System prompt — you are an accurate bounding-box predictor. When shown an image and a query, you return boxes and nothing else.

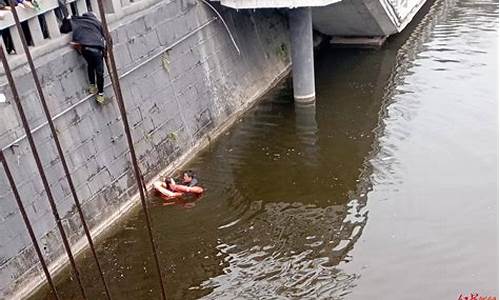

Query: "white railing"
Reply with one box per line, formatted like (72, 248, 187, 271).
(1, 0, 96, 55)
(0, 0, 157, 60)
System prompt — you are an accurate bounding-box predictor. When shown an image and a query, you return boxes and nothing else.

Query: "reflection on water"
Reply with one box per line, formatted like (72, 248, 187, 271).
(199, 202, 361, 299)
(294, 103, 319, 167)
(31, 0, 497, 298)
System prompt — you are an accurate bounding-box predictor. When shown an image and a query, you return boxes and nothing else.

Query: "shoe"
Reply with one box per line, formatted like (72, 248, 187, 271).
(88, 84, 97, 95)
(96, 93, 105, 104)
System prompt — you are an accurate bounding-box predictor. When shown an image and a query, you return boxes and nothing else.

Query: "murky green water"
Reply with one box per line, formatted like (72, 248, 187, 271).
(32, 0, 498, 298)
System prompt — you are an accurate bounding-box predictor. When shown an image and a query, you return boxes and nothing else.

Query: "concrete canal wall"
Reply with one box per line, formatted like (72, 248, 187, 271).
(0, 1, 290, 298)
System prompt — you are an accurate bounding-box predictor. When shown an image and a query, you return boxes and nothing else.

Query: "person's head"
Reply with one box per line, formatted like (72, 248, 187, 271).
(183, 170, 195, 183)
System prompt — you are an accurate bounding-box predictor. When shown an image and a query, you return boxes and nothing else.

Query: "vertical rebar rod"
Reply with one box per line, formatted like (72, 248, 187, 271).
(0, 41, 87, 300)
(96, 5, 167, 299)
(6, 1, 113, 298)
(0, 150, 61, 300)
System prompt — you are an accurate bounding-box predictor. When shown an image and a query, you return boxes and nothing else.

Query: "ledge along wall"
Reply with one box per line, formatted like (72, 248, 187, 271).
(0, 1, 291, 298)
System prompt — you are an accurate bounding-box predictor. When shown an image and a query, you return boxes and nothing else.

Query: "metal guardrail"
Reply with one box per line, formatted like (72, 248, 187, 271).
(0, 0, 242, 297)
(0, 0, 167, 298)
(0, 0, 151, 56)
(95, 0, 167, 297)
(0, 146, 61, 300)
(1, 0, 85, 55)
(4, 0, 114, 298)
(1, 39, 88, 299)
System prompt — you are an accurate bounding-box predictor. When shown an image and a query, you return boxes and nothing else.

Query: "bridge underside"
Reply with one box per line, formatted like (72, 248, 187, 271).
(214, 0, 427, 38)
(212, 0, 427, 102)
(213, 0, 342, 9)
(312, 0, 427, 38)
(312, 0, 397, 37)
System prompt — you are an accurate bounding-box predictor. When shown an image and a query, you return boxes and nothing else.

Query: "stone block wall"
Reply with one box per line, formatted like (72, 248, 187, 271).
(0, 1, 290, 298)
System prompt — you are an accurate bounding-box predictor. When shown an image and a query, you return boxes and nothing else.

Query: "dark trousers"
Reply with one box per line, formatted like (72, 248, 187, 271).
(82, 47, 104, 93)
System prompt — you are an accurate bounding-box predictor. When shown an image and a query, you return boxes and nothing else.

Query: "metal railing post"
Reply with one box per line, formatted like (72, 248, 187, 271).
(95, 3, 167, 299)
(0, 150, 61, 300)
(6, 0, 113, 298)
(0, 38, 87, 299)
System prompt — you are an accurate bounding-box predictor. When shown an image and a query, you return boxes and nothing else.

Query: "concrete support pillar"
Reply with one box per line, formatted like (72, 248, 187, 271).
(9, 26, 25, 55)
(109, 0, 124, 13)
(45, 10, 62, 39)
(65, 3, 74, 16)
(121, 0, 131, 7)
(92, 0, 122, 14)
(90, 0, 99, 13)
(289, 7, 315, 104)
(28, 17, 45, 46)
(76, 0, 88, 15)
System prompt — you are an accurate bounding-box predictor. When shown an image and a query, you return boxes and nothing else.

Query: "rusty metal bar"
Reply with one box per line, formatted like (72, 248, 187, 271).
(0, 31, 87, 300)
(0, 150, 61, 300)
(6, 1, 111, 300)
(6, 1, 113, 298)
(198, 0, 241, 55)
(97, 4, 167, 299)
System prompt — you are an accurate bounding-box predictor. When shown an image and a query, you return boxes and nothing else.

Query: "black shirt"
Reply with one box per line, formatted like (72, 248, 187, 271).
(184, 178, 198, 187)
(60, 14, 105, 49)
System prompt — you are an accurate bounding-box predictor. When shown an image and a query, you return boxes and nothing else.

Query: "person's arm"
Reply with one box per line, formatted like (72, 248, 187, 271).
(153, 182, 182, 197)
(171, 183, 203, 194)
(187, 186, 204, 194)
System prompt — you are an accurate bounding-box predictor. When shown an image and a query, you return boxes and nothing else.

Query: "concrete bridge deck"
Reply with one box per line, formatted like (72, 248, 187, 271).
(212, 0, 428, 102)
(212, 0, 341, 8)
(212, 0, 428, 37)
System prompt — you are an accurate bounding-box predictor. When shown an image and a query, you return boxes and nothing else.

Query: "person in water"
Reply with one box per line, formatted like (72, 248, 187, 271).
(153, 170, 203, 198)
(173, 170, 204, 194)
(153, 177, 183, 198)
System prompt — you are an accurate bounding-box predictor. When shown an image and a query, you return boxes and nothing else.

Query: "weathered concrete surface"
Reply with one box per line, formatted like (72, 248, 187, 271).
(214, 0, 342, 9)
(215, 0, 428, 37)
(312, 0, 428, 37)
(0, 1, 290, 298)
